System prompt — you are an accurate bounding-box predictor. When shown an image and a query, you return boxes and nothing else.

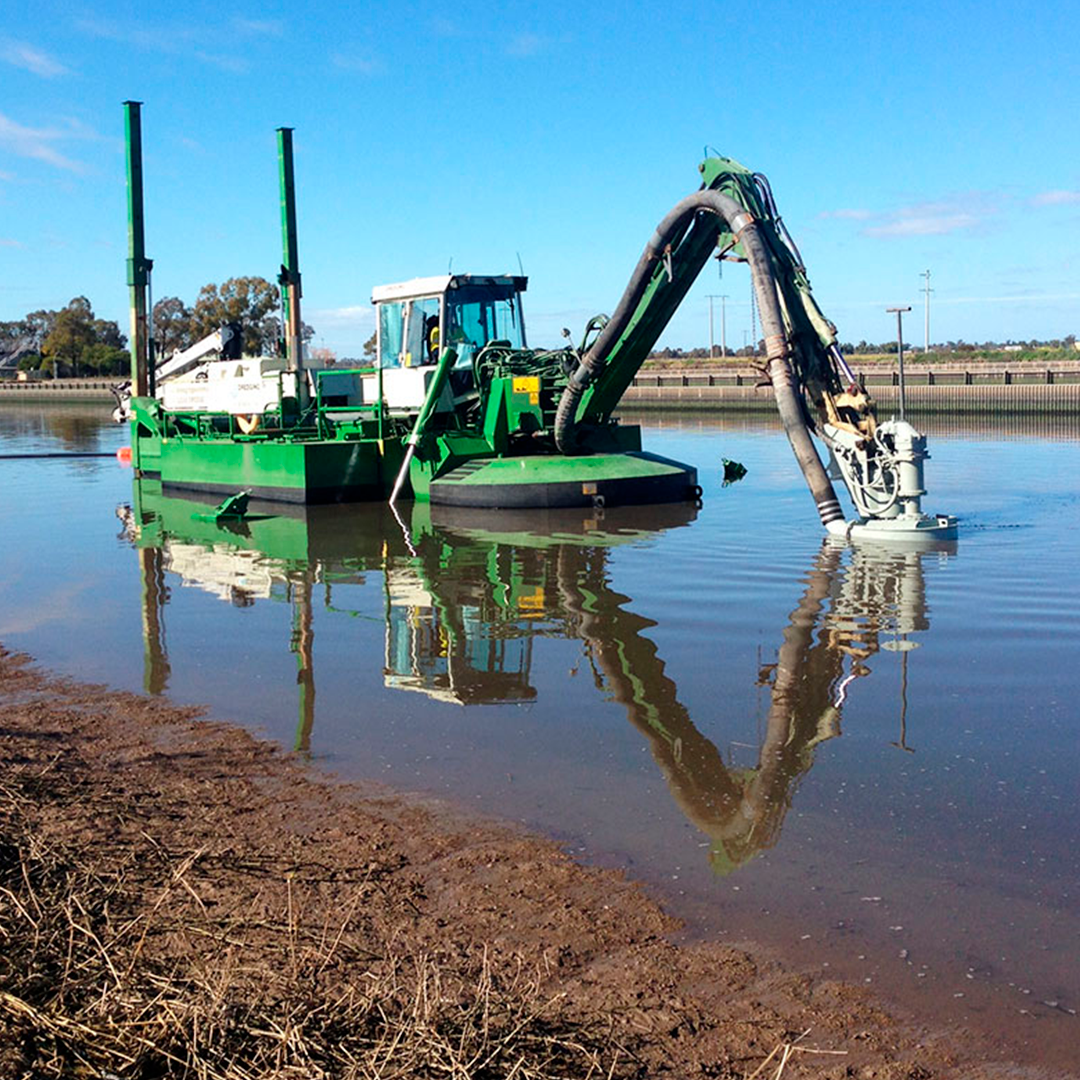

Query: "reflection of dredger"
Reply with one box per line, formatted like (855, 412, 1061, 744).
(382, 564, 536, 706)
(379, 503, 700, 705)
(383, 515, 949, 874)
(122, 484, 949, 871)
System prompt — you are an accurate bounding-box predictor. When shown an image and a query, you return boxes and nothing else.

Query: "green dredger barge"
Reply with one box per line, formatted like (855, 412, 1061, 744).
(121, 103, 955, 540)
(123, 103, 694, 509)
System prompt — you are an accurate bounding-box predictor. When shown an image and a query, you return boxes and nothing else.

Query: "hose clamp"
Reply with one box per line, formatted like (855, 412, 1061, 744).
(729, 211, 754, 238)
(764, 333, 788, 362)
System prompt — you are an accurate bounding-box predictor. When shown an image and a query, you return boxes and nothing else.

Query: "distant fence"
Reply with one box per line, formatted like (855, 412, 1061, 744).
(625, 363, 1080, 414)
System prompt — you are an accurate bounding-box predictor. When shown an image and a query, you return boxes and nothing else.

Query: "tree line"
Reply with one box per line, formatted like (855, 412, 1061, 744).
(152, 276, 314, 358)
(1, 297, 128, 377)
(647, 334, 1078, 362)
(2, 276, 316, 377)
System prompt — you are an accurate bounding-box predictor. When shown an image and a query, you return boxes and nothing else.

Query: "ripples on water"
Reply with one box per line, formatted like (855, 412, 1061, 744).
(2, 403, 1079, 1068)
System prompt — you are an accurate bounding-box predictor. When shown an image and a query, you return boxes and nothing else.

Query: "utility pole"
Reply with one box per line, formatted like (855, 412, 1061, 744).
(920, 269, 932, 353)
(706, 294, 729, 359)
(886, 306, 912, 420)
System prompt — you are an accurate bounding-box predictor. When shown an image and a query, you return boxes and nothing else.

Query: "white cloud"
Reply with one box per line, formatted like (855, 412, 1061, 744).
(822, 193, 1004, 239)
(430, 17, 462, 37)
(933, 291, 1080, 306)
(1031, 189, 1080, 207)
(193, 51, 249, 73)
(232, 18, 284, 36)
(75, 17, 250, 73)
(331, 51, 382, 75)
(506, 33, 549, 57)
(0, 238, 23, 247)
(818, 208, 873, 220)
(831, 195, 1001, 239)
(0, 38, 70, 77)
(176, 135, 208, 155)
(0, 111, 85, 172)
(310, 304, 375, 328)
(864, 211, 982, 238)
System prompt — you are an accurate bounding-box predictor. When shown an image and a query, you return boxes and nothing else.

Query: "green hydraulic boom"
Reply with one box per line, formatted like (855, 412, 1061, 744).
(574, 157, 851, 429)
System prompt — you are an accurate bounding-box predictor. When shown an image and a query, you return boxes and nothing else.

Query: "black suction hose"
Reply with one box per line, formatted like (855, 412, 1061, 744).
(554, 190, 844, 527)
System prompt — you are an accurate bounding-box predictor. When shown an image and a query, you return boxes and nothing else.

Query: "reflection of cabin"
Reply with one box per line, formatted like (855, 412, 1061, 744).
(0, 337, 39, 377)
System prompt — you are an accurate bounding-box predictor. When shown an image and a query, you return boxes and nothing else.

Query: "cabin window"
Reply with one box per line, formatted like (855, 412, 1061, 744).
(404, 297, 441, 367)
(378, 302, 405, 368)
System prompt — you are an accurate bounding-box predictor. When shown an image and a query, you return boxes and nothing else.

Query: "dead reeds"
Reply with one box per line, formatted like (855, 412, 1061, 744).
(0, 758, 638, 1079)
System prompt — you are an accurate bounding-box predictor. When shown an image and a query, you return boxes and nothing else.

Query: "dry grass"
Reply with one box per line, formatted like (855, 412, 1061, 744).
(0, 758, 639, 1079)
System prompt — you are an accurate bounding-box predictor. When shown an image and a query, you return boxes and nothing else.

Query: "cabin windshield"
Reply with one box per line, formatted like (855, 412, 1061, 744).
(378, 302, 404, 368)
(447, 284, 524, 367)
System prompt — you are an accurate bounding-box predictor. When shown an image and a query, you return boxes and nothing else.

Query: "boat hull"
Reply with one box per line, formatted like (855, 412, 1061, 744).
(132, 416, 404, 505)
(427, 451, 699, 509)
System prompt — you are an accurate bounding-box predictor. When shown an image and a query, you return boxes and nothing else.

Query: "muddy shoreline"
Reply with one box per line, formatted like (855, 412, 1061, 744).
(0, 645, 1063, 1078)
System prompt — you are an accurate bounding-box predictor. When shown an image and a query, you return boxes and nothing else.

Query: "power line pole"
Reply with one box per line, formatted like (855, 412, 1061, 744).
(921, 269, 932, 353)
(706, 294, 729, 359)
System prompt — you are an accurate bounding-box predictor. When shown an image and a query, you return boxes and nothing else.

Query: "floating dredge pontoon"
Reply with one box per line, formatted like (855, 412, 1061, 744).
(120, 102, 956, 541)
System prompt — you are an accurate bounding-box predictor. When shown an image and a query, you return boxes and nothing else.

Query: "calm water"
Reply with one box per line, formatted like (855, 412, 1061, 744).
(2, 402, 1078, 1069)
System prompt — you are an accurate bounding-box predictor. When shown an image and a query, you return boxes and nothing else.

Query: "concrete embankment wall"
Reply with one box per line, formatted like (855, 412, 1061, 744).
(3, 364, 1079, 414)
(623, 363, 1080, 414)
(0, 379, 116, 403)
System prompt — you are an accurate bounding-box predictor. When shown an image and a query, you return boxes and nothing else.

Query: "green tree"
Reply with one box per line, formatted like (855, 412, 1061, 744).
(362, 331, 376, 360)
(39, 298, 126, 377)
(83, 342, 130, 376)
(190, 276, 280, 355)
(152, 296, 194, 357)
(41, 297, 95, 376)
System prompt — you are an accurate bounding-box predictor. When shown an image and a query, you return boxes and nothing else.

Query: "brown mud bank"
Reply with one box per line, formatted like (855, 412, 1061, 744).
(0, 646, 1052, 1079)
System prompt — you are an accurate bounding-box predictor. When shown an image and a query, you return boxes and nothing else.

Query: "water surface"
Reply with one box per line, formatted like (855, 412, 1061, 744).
(2, 402, 1078, 1070)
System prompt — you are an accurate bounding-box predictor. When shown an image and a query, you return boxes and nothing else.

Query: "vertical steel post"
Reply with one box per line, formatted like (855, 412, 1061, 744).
(291, 577, 316, 753)
(276, 127, 307, 407)
(887, 306, 911, 420)
(139, 546, 171, 695)
(124, 101, 152, 399)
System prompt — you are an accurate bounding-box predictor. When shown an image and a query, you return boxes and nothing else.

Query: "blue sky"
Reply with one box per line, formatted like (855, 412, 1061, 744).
(1, 0, 1077, 356)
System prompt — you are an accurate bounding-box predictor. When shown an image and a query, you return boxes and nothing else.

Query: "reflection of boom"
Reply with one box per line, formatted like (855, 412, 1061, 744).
(555, 539, 942, 873)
